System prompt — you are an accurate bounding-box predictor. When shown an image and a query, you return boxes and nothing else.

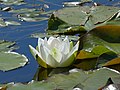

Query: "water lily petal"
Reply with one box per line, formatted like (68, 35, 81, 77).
(47, 36, 55, 45)
(48, 36, 61, 49)
(66, 41, 79, 62)
(59, 54, 75, 67)
(43, 37, 50, 49)
(57, 37, 62, 42)
(39, 44, 48, 62)
(46, 54, 59, 68)
(29, 45, 47, 68)
(38, 38, 44, 52)
(62, 36, 70, 54)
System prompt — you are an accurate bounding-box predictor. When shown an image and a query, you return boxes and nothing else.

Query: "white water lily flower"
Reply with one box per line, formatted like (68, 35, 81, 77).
(29, 36, 79, 68)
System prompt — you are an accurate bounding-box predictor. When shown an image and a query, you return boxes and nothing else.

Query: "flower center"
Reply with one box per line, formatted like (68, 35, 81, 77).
(51, 48, 62, 63)
(52, 48, 57, 57)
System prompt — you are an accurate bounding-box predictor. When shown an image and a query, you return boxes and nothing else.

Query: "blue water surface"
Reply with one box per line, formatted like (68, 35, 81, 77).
(0, 0, 119, 83)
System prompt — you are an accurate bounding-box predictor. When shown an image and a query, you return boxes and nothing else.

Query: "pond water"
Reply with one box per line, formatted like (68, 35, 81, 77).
(0, 0, 119, 84)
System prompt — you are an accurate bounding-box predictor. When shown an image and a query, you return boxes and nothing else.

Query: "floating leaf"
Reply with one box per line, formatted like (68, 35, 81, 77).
(2, 7, 12, 11)
(96, 52, 118, 68)
(53, 6, 89, 25)
(0, 18, 7, 27)
(80, 27, 120, 54)
(31, 33, 79, 41)
(63, 0, 92, 6)
(5, 21, 21, 26)
(0, 52, 28, 71)
(51, 6, 120, 27)
(0, 40, 16, 52)
(10, 8, 36, 13)
(74, 58, 97, 70)
(15, 10, 48, 22)
(90, 25, 120, 43)
(0, 18, 21, 27)
(0, 0, 25, 5)
(76, 50, 98, 59)
(7, 68, 120, 90)
(103, 57, 120, 71)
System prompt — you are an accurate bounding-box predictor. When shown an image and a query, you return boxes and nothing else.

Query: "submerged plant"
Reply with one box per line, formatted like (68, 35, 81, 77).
(29, 36, 79, 68)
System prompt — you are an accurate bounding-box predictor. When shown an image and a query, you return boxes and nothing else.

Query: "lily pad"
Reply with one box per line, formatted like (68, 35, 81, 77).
(52, 6, 120, 26)
(0, 0, 25, 5)
(7, 68, 120, 90)
(63, 0, 92, 6)
(0, 40, 16, 52)
(53, 6, 89, 25)
(9, 8, 36, 14)
(0, 52, 28, 71)
(0, 18, 21, 27)
(90, 25, 120, 43)
(31, 33, 80, 41)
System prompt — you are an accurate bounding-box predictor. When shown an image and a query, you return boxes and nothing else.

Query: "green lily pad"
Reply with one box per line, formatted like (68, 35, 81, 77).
(49, 6, 120, 31)
(53, 6, 89, 25)
(54, 6, 120, 25)
(0, 0, 25, 5)
(7, 68, 120, 90)
(31, 33, 79, 41)
(10, 8, 48, 22)
(87, 25, 120, 54)
(63, 0, 92, 6)
(0, 52, 28, 71)
(18, 16, 48, 22)
(0, 40, 17, 52)
(0, 18, 21, 27)
(0, 40, 28, 71)
(9, 8, 36, 14)
(0, 18, 7, 27)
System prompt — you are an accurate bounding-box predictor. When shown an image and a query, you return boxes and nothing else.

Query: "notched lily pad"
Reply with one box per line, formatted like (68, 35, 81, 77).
(49, 5, 120, 31)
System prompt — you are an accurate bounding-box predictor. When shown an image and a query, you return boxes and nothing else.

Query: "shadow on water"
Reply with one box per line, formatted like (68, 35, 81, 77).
(0, 0, 119, 84)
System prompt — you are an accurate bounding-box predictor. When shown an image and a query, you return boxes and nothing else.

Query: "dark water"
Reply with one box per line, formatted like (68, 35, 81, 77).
(0, 0, 119, 84)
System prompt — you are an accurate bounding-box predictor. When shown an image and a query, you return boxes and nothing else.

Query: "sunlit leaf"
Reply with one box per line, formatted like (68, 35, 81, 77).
(2, 7, 12, 11)
(53, 6, 89, 25)
(63, 0, 92, 6)
(19, 17, 48, 22)
(10, 8, 36, 13)
(0, 52, 28, 71)
(31, 33, 79, 41)
(0, 40, 17, 52)
(15, 11, 48, 22)
(0, 18, 21, 27)
(76, 50, 98, 59)
(5, 21, 21, 26)
(7, 68, 120, 90)
(50, 5, 120, 29)
(0, 0, 25, 5)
